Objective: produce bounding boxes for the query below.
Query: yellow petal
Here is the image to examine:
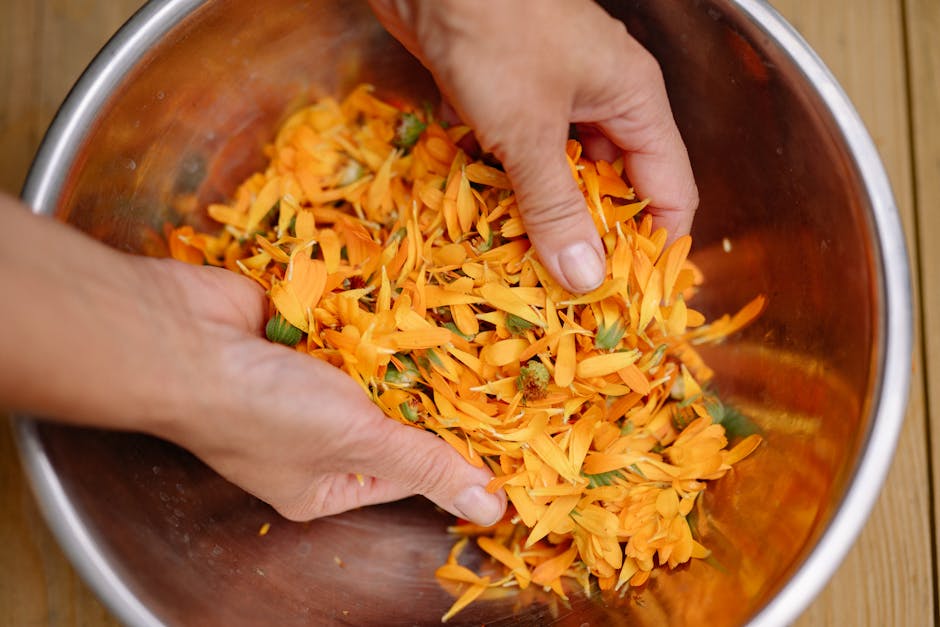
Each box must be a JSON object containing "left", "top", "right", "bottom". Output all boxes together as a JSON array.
[
  {"left": 479, "top": 283, "right": 546, "bottom": 328},
  {"left": 616, "top": 557, "right": 639, "bottom": 591},
  {"left": 207, "top": 203, "right": 248, "bottom": 230},
  {"left": 576, "top": 349, "right": 640, "bottom": 379},
  {"left": 254, "top": 234, "right": 290, "bottom": 264},
  {"left": 582, "top": 453, "right": 635, "bottom": 475},
  {"left": 432, "top": 243, "right": 468, "bottom": 267},
  {"left": 441, "top": 581, "right": 489, "bottom": 623},
  {"left": 477, "top": 537, "right": 530, "bottom": 589},
  {"left": 245, "top": 176, "right": 281, "bottom": 232},
  {"left": 450, "top": 303, "right": 479, "bottom": 337},
  {"left": 573, "top": 504, "right": 619, "bottom": 539},
  {"left": 365, "top": 148, "right": 398, "bottom": 219},
  {"left": 318, "top": 228, "right": 342, "bottom": 273},
  {"left": 639, "top": 267, "right": 662, "bottom": 331},
  {"left": 554, "top": 332, "right": 577, "bottom": 388},
  {"left": 655, "top": 488, "right": 680, "bottom": 518},
  {"left": 288, "top": 253, "right": 327, "bottom": 309},
  {"left": 465, "top": 162, "right": 512, "bottom": 188},
  {"left": 567, "top": 415, "right": 596, "bottom": 472},
  {"left": 724, "top": 434, "right": 763, "bottom": 465},
  {"left": 435, "top": 563, "right": 486, "bottom": 586},
  {"left": 505, "top": 485, "right": 543, "bottom": 528},
  {"left": 456, "top": 169, "right": 477, "bottom": 233},
  {"left": 493, "top": 412, "right": 549, "bottom": 443},
  {"left": 423, "top": 285, "right": 484, "bottom": 308},
  {"left": 658, "top": 234, "right": 691, "bottom": 300},
  {"left": 391, "top": 327, "right": 453, "bottom": 350},
  {"left": 270, "top": 281, "right": 308, "bottom": 332},
  {"left": 480, "top": 338, "right": 530, "bottom": 367},
  {"left": 559, "top": 277, "right": 627, "bottom": 306},
  {"left": 294, "top": 209, "right": 317, "bottom": 240},
  {"left": 531, "top": 544, "right": 579, "bottom": 587},
  {"left": 617, "top": 363, "right": 651, "bottom": 395},
  {"left": 525, "top": 494, "right": 580, "bottom": 547},
  {"left": 529, "top": 431, "right": 582, "bottom": 483}
]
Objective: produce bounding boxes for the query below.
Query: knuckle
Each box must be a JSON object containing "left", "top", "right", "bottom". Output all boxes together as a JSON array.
[
  {"left": 276, "top": 475, "right": 357, "bottom": 522},
  {"left": 276, "top": 485, "right": 330, "bottom": 522},
  {"left": 631, "top": 46, "right": 665, "bottom": 84},
  {"left": 522, "top": 198, "right": 589, "bottom": 235}
]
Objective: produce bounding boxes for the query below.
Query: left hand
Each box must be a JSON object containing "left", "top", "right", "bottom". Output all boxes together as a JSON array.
[{"left": 0, "top": 198, "right": 505, "bottom": 526}]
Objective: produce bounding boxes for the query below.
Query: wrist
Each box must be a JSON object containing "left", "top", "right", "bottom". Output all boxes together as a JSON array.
[
  {"left": 0, "top": 207, "right": 205, "bottom": 438},
  {"left": 129, "top": 258, "right": 268, "bottom": 455}
]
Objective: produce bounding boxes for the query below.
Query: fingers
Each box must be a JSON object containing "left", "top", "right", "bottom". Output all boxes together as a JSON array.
[
  {"left": 586, "top": 42, "right": 699, "bottom": 245},
  {"left": 499, "top": 127, "right": 606, "bottom": 294},
  {"left": 275, "top": 473, "right": 416, "bottom": 521},
  {"left": 612, "top": 118, "right": 698, "bottom": 245},
  {"left": 150, "top": 258, "right": 267, "bottom": 334},
  {"left": 581, "top": 119, "right": 698, "bottom": 246},
  {"left": 577, "top": 124, "right": 621, "bottom": 164},
  {"left": 258, "top": 355, "right": 504, "bottom": 526},
  {"left": 197, "top": 265, "right": 268, "bottom": 332},
  {"left": 369, "top": 0, "right": 695, "bottom": 284},
  {"left": 236, "top": 356, "right": 505, "bottom": 526},
  {"left": 351, "top": 419, "right": 506, "bottom": 527}
]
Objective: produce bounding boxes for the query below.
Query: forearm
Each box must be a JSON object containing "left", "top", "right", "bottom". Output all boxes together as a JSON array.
[{"left": 0, "top": 195, "right": 199, "bottom": 436}]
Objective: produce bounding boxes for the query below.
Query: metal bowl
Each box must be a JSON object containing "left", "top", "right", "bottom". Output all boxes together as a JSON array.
[{"left": 16, "top": 1, "right": 912, "bottom": 625}]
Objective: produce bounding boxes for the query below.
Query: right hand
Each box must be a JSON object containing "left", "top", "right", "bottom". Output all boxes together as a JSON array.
[{"left": 370, "top": 0, "right": 699, "bottom": 293}]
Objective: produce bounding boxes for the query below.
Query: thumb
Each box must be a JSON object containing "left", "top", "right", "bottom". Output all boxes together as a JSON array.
[
  {"left": 358, "top": 418, "right": 507, "bottom": 527},
  {"left": 500, "top": 125, "right": 606, "bottom": 294}
]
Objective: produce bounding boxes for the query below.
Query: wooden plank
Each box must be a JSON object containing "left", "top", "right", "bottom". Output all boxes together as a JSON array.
[
  {"left": 0, "top": 423, "right": 119, "bottom": 626},
  {"left": 0, "top": 2, "right": 144, "bottom": 625},
  {"left": 770, "top": 0, "right": 934, "bottom": 625},
  {"left": 905, "top": 0, "right": 940, "bottom": 614},
  {"left": 0, "top": 0, "right": 43, "bottom": 194}
]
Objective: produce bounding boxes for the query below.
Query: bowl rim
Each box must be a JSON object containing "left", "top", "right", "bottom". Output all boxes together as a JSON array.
[
  {"left": 730, "top": 2, "right": 912, "bottom": 625},
  {"left": 15, "top": 1, "right": 913, "bottom": 626}
]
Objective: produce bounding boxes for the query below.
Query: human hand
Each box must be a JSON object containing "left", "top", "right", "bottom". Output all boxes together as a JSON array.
[
  {"left": 370, "top": 0, "right": 698, "bottom": 294},
  {"left": 0, "top": 198, "right": 504, "bottom": 527},
  {"left": 141, "top": 259, "right": 507, "bottom": 525}
]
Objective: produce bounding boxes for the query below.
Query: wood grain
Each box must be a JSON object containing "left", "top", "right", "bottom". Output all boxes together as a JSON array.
[
  {"left": 0, "top": 2, "right": 145, "bottom": 624},
  {"left": 0, "top": 1, "right": 935, "bottom": 625},
  {"left": 769, "top": 0, "right": 934, "bottom": 625},
  {"left": 0, "top": 0, "right": 43, "bottom": 194},
  {"left": 905, "top": 0, "right": 940, "bottom": 615}
]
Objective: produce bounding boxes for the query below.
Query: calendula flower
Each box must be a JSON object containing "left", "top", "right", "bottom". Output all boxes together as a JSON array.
[{"left": 167, "top": 84, "right": 765, "bottom": 622}]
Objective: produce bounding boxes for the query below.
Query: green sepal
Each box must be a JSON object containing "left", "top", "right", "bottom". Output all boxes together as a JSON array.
[
  {"left": 706, "top": 398, "right": 761, "bottom": 439},
  {"left": 399, "top": 401, "right": 419, "bottom": 422},
  {"left": 595, "top": 321, "right": 626, "bottom": 350},
  {"left": 582, "top": 469, "right": 626, "bottom": 489},
  {"left": 393, "top": 112, "right": 427, "bottom": 149},
  {"left": 506, "top": 313, "right": 534, "bottom": 336},
  {"left": 265, "top": 313, "right": 303, "bottom": 346},
  {"left": 384, "top": 353, "right": 420, "bottom": 388}
]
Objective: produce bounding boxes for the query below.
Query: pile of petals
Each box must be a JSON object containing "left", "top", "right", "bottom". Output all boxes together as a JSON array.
[{"left": 167, "top": 84, "right": 765, "bottom": 621}]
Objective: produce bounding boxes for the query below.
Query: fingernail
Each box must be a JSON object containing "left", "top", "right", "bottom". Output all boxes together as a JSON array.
[
  {"left": 558, "top": 241, "right": 605, "bottom": 293},
  {"left": 454, "top": 485, "right": 504, "bottom": 527}
]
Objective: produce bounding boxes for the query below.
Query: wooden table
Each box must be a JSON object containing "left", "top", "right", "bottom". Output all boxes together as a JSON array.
[{"left": 1, "top": 1, "right": 936, "bottom": 624}]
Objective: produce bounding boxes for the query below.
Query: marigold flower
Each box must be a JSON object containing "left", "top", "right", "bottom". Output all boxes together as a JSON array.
[{"left": 167, "top": 84, "right": 765, "bottom": 621}]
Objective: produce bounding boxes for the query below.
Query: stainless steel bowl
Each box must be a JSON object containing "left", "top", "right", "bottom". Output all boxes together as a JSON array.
[{"left": 16, "top": 1, "right": 912, "bottom": 625}]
